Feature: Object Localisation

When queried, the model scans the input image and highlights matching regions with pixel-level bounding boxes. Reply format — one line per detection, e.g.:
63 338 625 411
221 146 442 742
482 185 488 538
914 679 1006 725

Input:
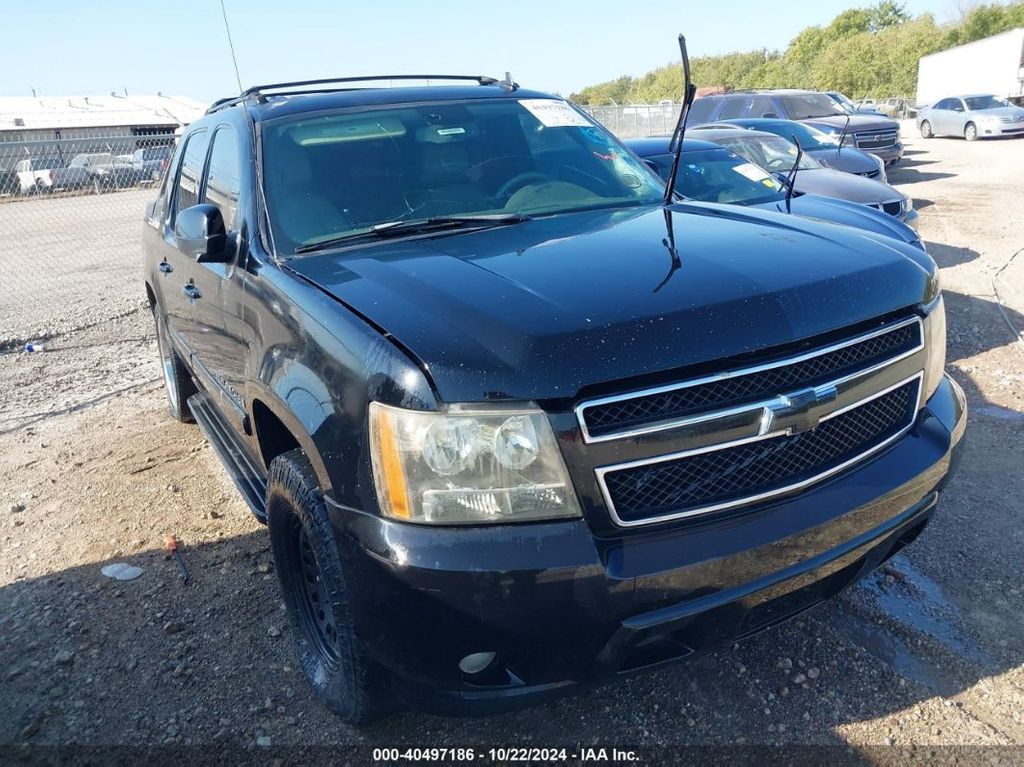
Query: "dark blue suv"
143 75 963 722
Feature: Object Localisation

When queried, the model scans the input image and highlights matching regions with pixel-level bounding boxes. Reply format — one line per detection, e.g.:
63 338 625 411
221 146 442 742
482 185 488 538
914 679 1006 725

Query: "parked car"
0 169 18 196
689 89 903 165
691 126 917 227
917 94 1024 140
711 118 887 179
626 136 920 247
13 156 92 194
144 74 963 723
69 152 147 191
131 145 172 181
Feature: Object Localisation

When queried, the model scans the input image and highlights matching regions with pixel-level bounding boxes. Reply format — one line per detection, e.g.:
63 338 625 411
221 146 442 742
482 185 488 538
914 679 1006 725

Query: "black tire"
919 120 933 139
154 310 196 423
267 449 383 725
964 122 977 142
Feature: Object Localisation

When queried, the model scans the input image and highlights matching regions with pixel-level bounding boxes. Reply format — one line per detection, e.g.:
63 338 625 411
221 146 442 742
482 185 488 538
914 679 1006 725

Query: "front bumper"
328 374 966 715
861 140 904 165
978 123 1024 138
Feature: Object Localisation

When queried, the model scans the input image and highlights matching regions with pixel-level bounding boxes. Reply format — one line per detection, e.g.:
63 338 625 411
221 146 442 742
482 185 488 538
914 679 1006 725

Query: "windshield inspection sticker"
732 162 771 182
520 99 592 127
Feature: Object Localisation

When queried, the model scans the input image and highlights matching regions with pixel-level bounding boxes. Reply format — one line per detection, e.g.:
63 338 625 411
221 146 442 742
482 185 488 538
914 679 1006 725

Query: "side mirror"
175 203 230 263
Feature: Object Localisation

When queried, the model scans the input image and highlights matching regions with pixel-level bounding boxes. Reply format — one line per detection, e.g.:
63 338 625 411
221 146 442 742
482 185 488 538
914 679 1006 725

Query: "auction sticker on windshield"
520 99 592 127
732 162 772 182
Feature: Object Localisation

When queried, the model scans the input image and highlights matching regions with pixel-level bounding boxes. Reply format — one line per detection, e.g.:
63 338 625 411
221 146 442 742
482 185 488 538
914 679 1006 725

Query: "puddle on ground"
835 554 994 693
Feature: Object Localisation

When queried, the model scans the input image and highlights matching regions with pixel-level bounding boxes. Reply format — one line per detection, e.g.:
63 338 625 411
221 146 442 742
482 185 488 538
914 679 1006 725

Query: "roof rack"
205 74 514 115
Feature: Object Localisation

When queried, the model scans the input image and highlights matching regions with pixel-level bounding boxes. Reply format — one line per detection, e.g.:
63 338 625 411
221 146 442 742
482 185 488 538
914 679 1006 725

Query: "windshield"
779 94 847 120
715 135 821 173
648 149 785 205
828 93 856 113
965 95 1009 111
755 121 840 151
261 98 664 254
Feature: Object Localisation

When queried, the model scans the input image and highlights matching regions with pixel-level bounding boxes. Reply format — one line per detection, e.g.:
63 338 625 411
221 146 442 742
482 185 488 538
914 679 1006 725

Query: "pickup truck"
68 152 145 191
13 156 92 194
144 75 966 723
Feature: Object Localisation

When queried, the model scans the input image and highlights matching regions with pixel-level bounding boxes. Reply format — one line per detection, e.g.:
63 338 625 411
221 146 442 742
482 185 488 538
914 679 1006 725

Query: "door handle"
182 283 202 301
159 261 173 274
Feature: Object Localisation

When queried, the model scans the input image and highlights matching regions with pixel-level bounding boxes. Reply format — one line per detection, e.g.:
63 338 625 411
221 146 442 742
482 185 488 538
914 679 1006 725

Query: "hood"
757 194 918 244
286 204 934 403
792 167 902 205
806 147 878 175
972 106 1024 120
804 115 900 133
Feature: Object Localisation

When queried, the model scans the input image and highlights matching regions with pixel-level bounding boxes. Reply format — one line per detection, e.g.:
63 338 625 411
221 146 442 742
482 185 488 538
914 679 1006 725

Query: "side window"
749 96 777 118
173 130 209 217
952 99 965 112
934 98 951 110
718 97 748 120
687 98 717 124
203 127 241 230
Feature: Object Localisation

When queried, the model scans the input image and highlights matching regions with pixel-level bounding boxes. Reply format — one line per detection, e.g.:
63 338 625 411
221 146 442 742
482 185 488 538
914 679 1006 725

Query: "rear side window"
174 130 209 216
718 97 748 120
204 127 241 230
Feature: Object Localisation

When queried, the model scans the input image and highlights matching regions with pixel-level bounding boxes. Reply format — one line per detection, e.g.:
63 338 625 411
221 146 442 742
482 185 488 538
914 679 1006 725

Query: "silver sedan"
917 94 1024 140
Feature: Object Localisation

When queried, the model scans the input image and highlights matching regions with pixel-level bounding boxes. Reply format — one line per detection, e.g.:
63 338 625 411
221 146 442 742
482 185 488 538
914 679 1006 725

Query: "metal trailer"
916 28 1024 108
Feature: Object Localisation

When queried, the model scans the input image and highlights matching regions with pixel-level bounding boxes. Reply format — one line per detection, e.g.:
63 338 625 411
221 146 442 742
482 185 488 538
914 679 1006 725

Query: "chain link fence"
581 104 679 139
0 131 177 349
0 103 678 351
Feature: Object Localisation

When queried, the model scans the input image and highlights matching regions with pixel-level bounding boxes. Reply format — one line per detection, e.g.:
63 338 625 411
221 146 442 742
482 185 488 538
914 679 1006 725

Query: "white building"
0 93 205 170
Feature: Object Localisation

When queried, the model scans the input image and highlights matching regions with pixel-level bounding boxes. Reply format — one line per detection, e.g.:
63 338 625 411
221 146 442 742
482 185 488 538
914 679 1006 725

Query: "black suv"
143 75 965 723
690 89 904 165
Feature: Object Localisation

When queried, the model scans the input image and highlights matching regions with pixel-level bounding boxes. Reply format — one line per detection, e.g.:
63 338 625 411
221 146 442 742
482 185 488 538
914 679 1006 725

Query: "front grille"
881 200 903 217
580 320 920 440
855 130 898 149
999 115 1024 124
602 377 920 524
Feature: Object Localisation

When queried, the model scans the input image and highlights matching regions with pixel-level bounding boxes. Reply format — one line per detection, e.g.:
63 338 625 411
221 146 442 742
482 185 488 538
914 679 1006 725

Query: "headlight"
922 292 947 402
369 402 582 525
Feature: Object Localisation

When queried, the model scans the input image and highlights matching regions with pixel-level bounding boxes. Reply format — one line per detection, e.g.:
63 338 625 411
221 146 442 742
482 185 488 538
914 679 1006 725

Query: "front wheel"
154 310 195 422
919 120 933 139
267 449 384 725
964 122 977 141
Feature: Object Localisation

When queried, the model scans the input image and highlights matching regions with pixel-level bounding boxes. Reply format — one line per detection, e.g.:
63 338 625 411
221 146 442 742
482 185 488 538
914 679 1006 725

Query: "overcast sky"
1 0 966 102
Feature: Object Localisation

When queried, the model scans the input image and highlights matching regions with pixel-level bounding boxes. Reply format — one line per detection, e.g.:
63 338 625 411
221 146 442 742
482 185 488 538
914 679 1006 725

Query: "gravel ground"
0 130 1022 762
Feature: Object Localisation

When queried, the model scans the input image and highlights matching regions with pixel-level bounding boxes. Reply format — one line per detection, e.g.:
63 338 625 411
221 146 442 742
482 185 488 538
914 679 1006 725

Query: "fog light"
458 651 497 675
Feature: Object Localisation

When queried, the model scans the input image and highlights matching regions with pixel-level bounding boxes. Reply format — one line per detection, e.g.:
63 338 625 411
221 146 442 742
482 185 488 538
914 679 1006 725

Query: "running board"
188 393 268 523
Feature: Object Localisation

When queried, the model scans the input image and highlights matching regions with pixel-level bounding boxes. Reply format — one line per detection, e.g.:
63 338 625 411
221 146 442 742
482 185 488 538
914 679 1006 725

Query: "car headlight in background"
922 291 947 402
369 402 582 525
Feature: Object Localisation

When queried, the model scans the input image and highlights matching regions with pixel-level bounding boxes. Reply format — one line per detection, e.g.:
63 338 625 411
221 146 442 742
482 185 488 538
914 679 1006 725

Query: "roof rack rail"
205 74 512 115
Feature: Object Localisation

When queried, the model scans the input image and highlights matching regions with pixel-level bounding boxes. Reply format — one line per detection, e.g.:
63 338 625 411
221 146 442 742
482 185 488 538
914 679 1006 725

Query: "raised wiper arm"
784 134 804 214
293 214 530 254
664 34 697 207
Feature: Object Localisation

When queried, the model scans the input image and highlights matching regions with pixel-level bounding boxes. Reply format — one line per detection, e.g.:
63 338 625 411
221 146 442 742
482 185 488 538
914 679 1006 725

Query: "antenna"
785 134 804 214
663 35 697 207
837 113 850 155
219 0 244 93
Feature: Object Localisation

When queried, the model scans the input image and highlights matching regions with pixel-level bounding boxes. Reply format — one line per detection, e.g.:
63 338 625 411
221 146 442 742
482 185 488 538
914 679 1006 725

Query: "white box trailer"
916 28 1024 107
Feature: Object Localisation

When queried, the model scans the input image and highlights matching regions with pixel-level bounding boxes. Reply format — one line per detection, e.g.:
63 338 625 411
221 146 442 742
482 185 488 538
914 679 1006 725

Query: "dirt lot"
1 130 1022 761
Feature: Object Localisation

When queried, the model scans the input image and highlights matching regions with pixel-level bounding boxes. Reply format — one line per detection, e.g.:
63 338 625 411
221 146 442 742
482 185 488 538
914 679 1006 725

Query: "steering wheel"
497 172 550 199
765 157 791 171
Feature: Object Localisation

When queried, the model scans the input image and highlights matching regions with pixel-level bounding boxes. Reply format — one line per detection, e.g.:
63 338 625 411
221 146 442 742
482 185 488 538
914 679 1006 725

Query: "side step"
188 393 268 522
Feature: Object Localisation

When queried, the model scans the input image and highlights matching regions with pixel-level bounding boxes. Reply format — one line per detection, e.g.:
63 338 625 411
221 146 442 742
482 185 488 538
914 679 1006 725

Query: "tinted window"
748 96 778 118
778 94 846 119
718 97 748 120
964 95 1006 110
933 99 950 110
204 128 241 229
716 135 821 172
687 98 718 124
174 130 209 215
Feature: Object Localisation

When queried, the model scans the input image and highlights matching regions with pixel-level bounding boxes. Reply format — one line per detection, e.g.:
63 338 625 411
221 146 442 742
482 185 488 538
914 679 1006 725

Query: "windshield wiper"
293 213 531 254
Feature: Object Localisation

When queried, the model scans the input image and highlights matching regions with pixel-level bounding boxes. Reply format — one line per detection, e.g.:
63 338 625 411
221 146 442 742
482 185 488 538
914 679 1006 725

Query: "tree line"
570 1 1024 104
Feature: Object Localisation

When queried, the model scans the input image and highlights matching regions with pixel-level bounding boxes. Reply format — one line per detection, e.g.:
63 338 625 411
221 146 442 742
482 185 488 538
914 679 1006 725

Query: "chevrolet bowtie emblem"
764 385 839 435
